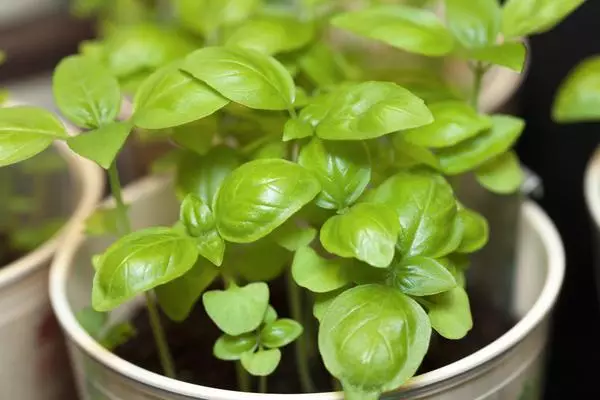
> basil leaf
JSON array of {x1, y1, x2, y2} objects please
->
[
  {"x1": 292, "y1": 246, "x2": 351, "y2": 293},
  {"x1": 76, "y1": 307, "x2": 107, "y2": 339},
  {"x1": 445, "y1": 0, "x2": 501, "y2": 48},
  {"x1": 263, "y1": 305, "x2": 278, "y2": 325},
  {"x1": 475, "y1": 151, "x2": 524, "y2": 194},
  {"x1": 298, "y1": 138, "x2": 371, "y2": 210},
  {"x1": 389, "y1": 256, "x2": 456, "y2": 296},
  {"x1": 320, "y1": 203, "x2": 400, "y2": 268},
  {"x1": 172, "y1": 118, "x2": 218, "y2": 156},
  {"x1": 53, "y1": 55, "x2": 121, "y2": 129},
  {"x1": 502, "y1": 0, "x2": 584, "y2": 39},
  {"x1": 313, "y1": 289, "x2": 345, "y2": 322},
  {"x1": 272, "y1": 222, "x2": 316, "y2": 252},
  {"x1": 260, "y1": 319, "x2": 303, "y2": 349},
  {"x1": 553, "y1": 56, "x2": 600, "y2": 123},
  {"x1": 426, "y1": 287, "x2": 472, "y2": 339},
  {"x1": 463, "y1": 42, "x2": 527, "y2": 73},
  {"x1": 0, "y1": 106, "x2": 68, "y2": 167},
  {"x1": 214, "y1": 159, "x2": 321, "y2": 243},
  {"x1": 100, "y1": 322, "x2": 137, "y2": 351},
  {"x1": 180, "y1": 194, "x2": 225, "y2": 266},
  {"x1": 67, "y1": 121, "x2": 132, "y2": 169},
  {"x1": 403, "y1": 101, "x2": 491, "y2": 148},
  {"x1": 176, "y1": 147, "x2": 241, "y2": 205},
  {"x1": 104, "y1": 24, "x2": 196, "y2": 78},
  {"x1": 182, "y1": 46, "x2": 295, "y2": 110},
  {"x1": 226, "y1": 16, "x2": 314, "y2": 55},
  {"x1": 456, "y1": 206, "x2": 489, "y2": 253},
  {"x1": 437, "y1": 115, "x2": 525, "y2": 175},
  {"x1": 213, "y1": 333, "x2": 258, "y2": 361},
  {"x1": 298, "y1": 43, "x2": 350, "y2": 88},
  {"x1": 241, "y1": 349, "x2": 282, "y2": 376},
  {"x1": 133, "y1": 62, "x2": 229, "y2": 130},
  {"x1": 319, "y1": 284, "x2": 431, "y2": 399},
  {"x1": 156, "y1": 258, "x2": 219, "y2": 322},
  {"x1": 370, "y1": 170, "x2": 458, "y2": 258},
  {"x1": 229, "y1": 240, "x2": 290, "y2": 282},
  {"x1": 203, "y1": 282, "x2": 270, "y2": 335},
  {"x1": 392, "y1": 136, "x2": 440, "y2": 169},
  {"x1": 283, "y1": 118, "x2": 313, "y2": 142},
  {"x1": 300, "y1": 82, "x2": 433, "y2": 141},
  {"x1": 175, "y1": 0, "x2": 260, "y2": 37},
  {"x1": 92, "y1": 227, "x2": 199, "y2": 311},
  {"x1": 331, "y1": 5, "x2": 454, "y2": 56}
]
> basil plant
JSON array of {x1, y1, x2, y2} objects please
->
[{"x1": 0, "y1": 0, "x2": 583, "y2": 399}]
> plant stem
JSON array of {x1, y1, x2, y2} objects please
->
[
  {"x1": 236, "y1": 362, "x2": 252, "y2": 392},
  {"x1": 471, "y1": 62, "x2": 486, "y2": 111},
  {"x1": 259, "y1": 375, "x2": 268, "y2": 393},
  {"x1": 286, "y1": 270, "x2": 315, "y2": 393},
  {"x1": 107, "y1": 162, "x2": 176, "y2": 378},
  {"x1": 145, "y1": 292, "x2": 177, "y2": 378}
]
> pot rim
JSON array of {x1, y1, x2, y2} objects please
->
[
  {"x1": 0, "y1": 100, "x2": 104, "y2": 289},
  {"x1": 50, "y1": 175, "x2": 564, "y2": 399},
  {"x1": 585, "y1": 149, "x2": 600, "y2": 232}
]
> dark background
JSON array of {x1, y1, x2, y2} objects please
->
[{"x1": 516, "y1": 1, "x2": 600, "y2": 398}]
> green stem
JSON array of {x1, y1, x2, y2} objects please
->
[
  {"x1": 236, "y1": 362, "x2": 252, "y2": 392},
  {"x1": 107, "y1": 162, "x2": 176, "y2": 379},
  {"x1": 471, "y1": 62, "x2": 486, "y2": 111},
  {"x1": 286, "y1": 271, "x2": 315, "y2": 393},
  {"x1": 259, "y1": 375, "x2": 268, "y2": 393}
]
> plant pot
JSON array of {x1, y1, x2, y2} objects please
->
[
  {"x1": 584, "y1": 149, "x2": 600, "y2": 298},
  {"x1": 50, "y1": 175, "x2": 563, "y2": 400},
  {"x1": 0, "y1": 137, "x2": 104, "y2": 399}
]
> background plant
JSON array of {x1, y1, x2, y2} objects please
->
[{"x1": 0, "y1": 1, "x2": 585, "y2": 399}]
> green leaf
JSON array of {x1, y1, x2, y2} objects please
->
[
  {"x1": 67, "y1": 121, "x2": 132, "y2": 169},
  {"x1": 180, "y1": 194, "x2": 225, "y2": 266},
  {"x1": 389, "y1": 256, "x2": 456, "y2": 296},
  {"x1": 319, "y1": 284, "x2": 431, "y2": 398},
  {"x1": 175, "y1": 0, "x2": 260, "y2": 37},
  {"x1": 332, "y1": 5, "x2": 454, "y2": 56},
  {"x1": 176, "y1": 147, "x2": 241, "y2": 205},
  {"x1": 320, "y1": 203, "x2": 400, "y2": 268},
  {"x1": 298, "y1": 138, "x2": 371, "y2": 210},
  {"x1": 133, "y1": 62, "x2": 229, "y2": 130},
  {"x1": 392, "y1": 136, "x2": 440, "y2": 169},
  {"x1": 283, "y1": 119, "x2": 313, "y2": 142},
  {"x1": 203, "y1": 282, "x2": 270, "y2": 336},
  {"x1": 403, "y1": 101, "x2": 491, "y2": 148},
  {"x1": 214, "y1": 159, "x2": 321, "y2": 243},
  {"x1": 92, "y1": 227, "x2": 199, "y2": 311},
  {"x1": 313, "y1": 289, "x2": 344, "y2": 322},
  {"x1": 263, "y1": 305, "x2": 278, "y2": 324},
  {"x1": 76, "y1": 307, "x2": 107, "y2": 339},
  {"x1": 426, "y1": 287, "x2": 472, "y2": 339},
  {"x1": 298, "y1": 42, "x2": 350, "y2": 88},
  {"x1": 226, "y1": 16, "x2": 314, "y2": 55},
  {"x1": 0, "y1": 106, "x2": 68, "y2": 167},
  {"x1": 241, "y1": 348, "x2": 282, "y2": 376},
  {"x1": 502, "y1": 0, "x2": 584, "y2": 39},
  {"x1": 53, "y1": 55, "x2": 121, "y2": 129},
  {"x1": 156, "y1": 258, "x2": 219, "y2": 322},
  {"x1": 445, "y1": 0, "x2": 501, "y2": 48},
  {"x1": 171, "y1": 118, "x2": 217, "y2": 156},
  {"x1": 182, "y1": 46, "x2": 295, "y2": 111},
  {"x1": 104, "y1": 24, "x2": 197, "y2": 78},
  {"x1": 437, "y1": 115, "x2": 525, "y2": 175},
  {"x1": 229, "y1": 240, "x2": 291, "y2": 282},
  {"x1": 370, "y1": 170, "x2": 458, "y2": 258},
  {"x1": 475, "y1": 151, "x2": 524, "y2": 194},
  {"x1": 100, "y1": 322, "x2": 136, "y2": 350},
  {"x1": 553, "y1": 56, "x2": 600, "y2": 123},
  {"x1": 292, "y1": 246, "x2": 351, "y2": 293},
  {"x1": 85, "y1": 206, "x2": 124, "y2": 236},
  {"x1": 260, "y1": 319, "x2": 303, "y2": 349},
  {"x1": 456, "y1": 206, "x2": 489, "y2": 253},
  {"x1": 299, "y1": 82, "x2": 433, "y2": 141},
  {"x1": 463, "y1": 42, "x2": 527, "y2": 72},
  {"x1": 272, "y1": 222, "x2": 316, "y2": 251},
  {"x1": 213, "y1": 333, "x2": 258, "y2": 361}
]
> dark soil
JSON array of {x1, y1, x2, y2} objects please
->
[{"x1": 114, "y1": 278, "x2": 516, "y2": 393}]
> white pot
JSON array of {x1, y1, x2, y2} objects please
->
[
  {"x1": 0, "y1": 0, "x2": 66, "y2": 27},
  {"x1": 50, "y1": 175, "x2": 564, "y2": 400},
  {"x1": 0, "y1": 128, "x2": 104, "y2": 398}
]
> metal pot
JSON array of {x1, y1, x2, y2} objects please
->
[
  {"x1": 0, "y1": 132, "x2": 104, "y2": 398},
  {"x1": 50, "y1": 175, "x2": 564, "y2": 400}
]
